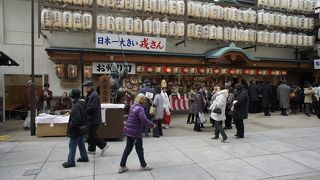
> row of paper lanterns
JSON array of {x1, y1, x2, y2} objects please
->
[
  {"x1": 258, "y1": 11, "x2": 314, "y2": 30},
  {"x1": 257, "y1": 0, "x2": 315, "y2": 13},
  {"x1": 257, "y1": 31, "x2": 314, "y2": 46},
  {"x1": 136, "y1": 66, "x2": 288, "y2": 76}
]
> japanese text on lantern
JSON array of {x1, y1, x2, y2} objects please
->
[{"x1": 95, "y1": 33, "x2": 166, "y2": 52}]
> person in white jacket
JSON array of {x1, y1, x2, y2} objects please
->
[{"x1": 209, "y1": 89, "x2": 228, "y2": 142}]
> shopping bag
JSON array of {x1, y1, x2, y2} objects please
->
[
  {"x1": 149, "y1": 106, "x2": 156, "y2": 117},
  {"x1": 163, "y1": 110, "x2": 171, "y2": 125},
  {"x1": 199, "y1": 112, "x2": 207, "y2": 123}
]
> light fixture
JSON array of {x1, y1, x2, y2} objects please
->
[
  {"x1": 84, "y1": 65, "x2": 92, "y2": 79},
  {"x1": 54, "y1": 64, "x2": 65, "y2": 78},
  {"x1": 68, "y1": 64, "x2": 78, "y2": 79}
]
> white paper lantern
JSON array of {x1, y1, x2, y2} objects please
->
[
  {"x1": 72, "y1": 0, "x2": 82, "y2": 5},
  {"x1": 280, "y1": 14, "x2": 287, "y2": 27},
  {"x1": 275, "y1": 0, "x2": 281, "y2": 8},
  {"x1": 194, "y1": 24, "x2": 202, "y2": 38},
  {"x1": 264, "y1": 12, "x2": 270, "y2": 25},
  {"x1": 124, "y1": 17, "x2": 134, "y2": 33},
  {"x1": 134, "y1": 0, "x2": 143, "y2": 11},
  {"x1": 176, "y1": 0, "x2": 185, "y2": 16},
  {"x1": 231, "y1": 27, "x2": 237, "y2": 41},
  {"x1": 257, "y1": 31, "x2": 264, "y2": 43},
  {"x1": 297, "y1": 34, "x2": 303, "y2": 46},
  {"x1": 209, "y1": 4, "x2": 218, "y2": 19},
  {"x1": 168, "y1": 0, "x2": 177, "y2": 15},
  {"x1": 187, "y1": 1, "x2": 194, "y2": 16},
  {"x1": 216, "y1": 26, "x2": 223, "y2": 40},
  {"x1": 177, "y1": 21, "x2": 184, "y2": 37},
  {"x1": 237, "y1": 10, "x2": 245, "y2": 23},
  {"x1": 291, "y1": 16, "x2": 298, "y2": 28},
  {"x1": 107, "y1": 0, "x2": 116, "y2": 8},
  {"x1": 269, "y1": 0, "x2": 275, "y2": 8},
  {"x1": 280, "y1": 0, "x2": 288, "y2": 9},
  {"x1": 224, "y1": 27, "x2": 232, "y2": 41},
  {"x1": 153, "y1": 0, "x2": 161, "y2": 13},
  {"x1": 274, "y1": 13, "x2": 281, "y2": 27},
  {"x1": 161, "y1": 0, "x2": 169, "y2": 14},
  {"x1": 249, "y1": 29, "x2": 256, "y2": 42},
  {"x1": 303, "y1": 35, "x2": 309, "y2": 46},
  {"x1": 106, "y1": 15, "x2": 115, "y2": 32},
  {"x1": 72, "y1": 12, "x2": 82, "y2": 31},
  {"x1": 161, "y1": 20, "x2": 169, "y2": 36},
  {"x1": 153, "y1": 19, "x2": 161, "y2": 35},
  {"x1": 248, "y1": 9, "x2": 256, "y2": 24},
  {"x1": 194, "y1": 2, "x2": 202, "y2": 18},
  {"x1": 82, "y1": 12, "x2": 92, "y2": 31},
  {"x1": 286, "y1": 16, "x2": 292, "y2": 27},
  {"x1": 187, "y1": 23, "x2": 195, "y2": 38},
  {"x1": 97, "y1": 15, "x2": 106, "y2": 31},
  {"x1": 268, "y1": 32, "x2": 275, "y2": 44},
  {"x1": 53, "y1": 0, "x2": 63, "y2": 3},
  {"x1": 169, "y1": 21, "x2": 177, "y2": 37},
  {"x1": 83, "y1": 0, "x2": 93, "y2": 6},
  {"x1": 309, "y1": 18, "x2": 314, "y2": 29},
  {"x1": 269, "y1": 13, "x2": 275, "y2": 26},
  {"x1": 115, "y1": 0, "x2": 125, "y2": 9},
  {"x1": 292, "y1": 34, "x2": 298, "y2": 45},
  {"x1": 144, "y1": 0, "x2": 152, "y2": 12},
  {"x1": 115, "y1": 17, "x2": 124, "y2": 32},
  {"x1": 202, "y1": 4, "x2": 209, "y2": 19},
  {"x1": 258, "y1": 11, "x2": 264, "y2": 25},
  {"x1": 202, "y1": 25, "x2": 209, "y2": 39},
  {"x1": 243, "y1": 29, "x2": 249, "y2": 42},
  {"x1": 243, "y1": 10, "x2": 250, "y2": 23},
  {"x1": 133, "y1": 17, "x2": 143, "y2": 34},
  {"x1": 229, "y1": 7, "x2": 236, "y2": 22},
  {"x1": 297, "y1": 17, "x2": 304, "y2": 29},
  {"x1": 303, "y1": 17, "x2": 309, "y2": 29},
  {"x1": 52, "y1": 9, "x2": 62, "y2": 29},
  {"x1": 209, "y1": 25, "x2": 216, "y2": 40},
  {"x1": 308, "y1": 36, "x2": 314, "y2": 46},
  {"x1": 286, "y1": 33, "x2": 292, "y2": 45},
  {"x1": 304, "y1": 0, "x2": 312, "y2": 12},
  {"x1": 237, "y1": 28, "x2": 244, "y2": 42},
  {"x1": 298, "y1": 0, "x2": 304, "y2": 12},
  {"x1": 275, "y1": 32, "x2": 281, "y2": 44},
  {"x1": 125, "y1": 0, "x2": 134, "y2": 10},
  {"x1": 280, "y1": 33, "x2": 286, "y2": 45},
  {"x1": 258, "y1": 0, "x2": 265, "y2": 7},
  {"x1": 63, "y1": 11, "x2": 72, "y2": 30},
  {"x1": 143, "y1": 19, "x2": 153, "y2": 35},
  {"x1": 63, "y1": 0, "x2": 73, "y2": 4},
  {"x1": 41, "y1": 8, "x2": 52, "y2": 29},
  {"x1": 263, "y1": 31, "x2": 269, "y2": 44},
  {"x1": 97, "y1": 0, "x2": 106, "y2": 7}
]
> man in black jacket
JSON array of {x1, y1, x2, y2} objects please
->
[
  {"x1": 83, "y1": 81, "x2": 107, "y2": 155},
  {"x1": 62, "y1": 89, "x2": 89, "y2": 168},
  {"x1": 233, "y1": 83, "x2": 249, "y2": 138}
]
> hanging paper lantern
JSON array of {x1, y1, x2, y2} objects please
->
[
  {"x1": 84, "y1": 65, "x2": 92, "y2": 79},
  {"x1": 257, "y1": 70, "x2": 263, "y2": 75},
  {"x1": 199, "y1": 68, "x2": 205, "y2": 74},
  {"x1": 220, "y1": 68, "x2": 227, "y2": 75},
  {"x1": 229, "y1": 69, "x2": 235, "y2": 75},
  {"x1": 235, "y1": 69, "x2": 242, "y2": 75},
  {"x1": 155, "y1": 66, "x2": 162, "y2": 73},
  {"x1": 173, "y1": 67, "x2": 180, "y2": 73},
  {"x1": 55, "y1": 64, "x2": 65, "y2": 78},
  {"x1": 243, "y1": 69, "x2": 250, "y2": 75},
  {"x1": 68, "y1": 64, "x2": 78, "y2": 79},
  {"x1": 146, "y1": 66, "x2": 153, "y2": 73},
  {"x1": 281, "y1": 71, "x2": 287, "y2": 75},
  {"x1": 275, "y1": 70, "x2": 281, "y2": 76},
  {"x1": 189, "y1": 67, "x2": 197, "y2": 74},
  {"x1": 136, "y1": 66, "x2": 145, "y2": 72},
  {"x1": 206, "y1": 68, "x2": 212, "y2": 74},
  {"x1": 41, "y1": 8, "x2": 52, "y2": 29},
  {"x1": 52, "y1": 9, "x2": 62, "y2": 30},
  {"x1": 270, "y1": 70, "x2": 276, "y2": 75},
  {"x1": 164, "y1": 66, "x2": 172, "y2": 73},
  {"x1": 182, "y1": 67, "x2": 189, "y2": 74},
  {"x1": 213, "y1": 68, "x2": 220, "y2": 74},
  {"x1": 249, "y1": 69, "x2": 256, "y2": 75}
]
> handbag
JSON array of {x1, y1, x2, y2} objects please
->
[
  {"x1": 149, "y1": 106, "x2": 156, "y2": 117},
  {"x1": 198, "y1": 112, "x2": 207, "y2": 123},
  {"x1": 213, "y1": 107, "x2": 222, "y2": 114}
]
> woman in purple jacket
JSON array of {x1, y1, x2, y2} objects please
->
[{"x1": 118, "y1": 93, "x2": 156, "y2": 173}]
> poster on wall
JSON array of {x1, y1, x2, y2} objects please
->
[
  {"x1": 92, "y1": 62, "x2": 136, "y2": 74},
  {"x1": 95, "y1": 33, "x2": 166, "y2": 52},
  {"x1": 314, "y1": 59, "x2": 320, "y2": 70}
]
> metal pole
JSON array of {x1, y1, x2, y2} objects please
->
[{"x1": 30, "y1": 0, "x2": 36, "y2": 136}]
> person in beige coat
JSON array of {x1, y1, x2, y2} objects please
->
[{"x1": 304, "y1": 82, "x2": 314, "y2": 117}]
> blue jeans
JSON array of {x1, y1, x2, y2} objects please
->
[{"x1": 67, "y1": 136, "x2": 88, "y2": 165}]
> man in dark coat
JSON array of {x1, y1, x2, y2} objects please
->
[
  {"x1": 232, "y1": 83, "x2": 249, "y2": 138},
  {"x1": 277, "y1": 80, "x2": 290, "y2": 116},
  {"x1": 248, "y1": 80, "x2": 259, "y2": 113},
  {"x1": 193, "y1": 86, "x2": 205, "y2": 132},
  {"x1": 62, "y1": 89, "x2": 89, "y2": 168},
  {"x1": 83, "y1": 81, "x2": 107, "y2": 155},
  {"x1": 261, "y1": 82, "x2": 272, "y2": 116}
]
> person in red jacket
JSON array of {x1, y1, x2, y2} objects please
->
[{"x1": 23, "y1": 80, "x2": 38, "y2": 130}]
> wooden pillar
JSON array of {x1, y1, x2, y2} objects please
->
[{"x1": 99, "y1": 75, "x2": 110, "y2": 103}]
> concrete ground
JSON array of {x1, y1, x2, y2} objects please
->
[{"x1": 1, "y1": 112, "x2": 320, "y2": 180}]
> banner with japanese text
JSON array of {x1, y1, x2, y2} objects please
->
[
  {"x1": 92, "y1": 62, "x2": 136, "y2": 74},
  {"x1": 95, "y1": 33, "x2": 166, "y2": 52}
]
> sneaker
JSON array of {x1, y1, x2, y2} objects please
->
[
  {"x1": 62, "y1": 162, "x2": 75, "y2": 168},
  {"x1": 139, "y1": 165, "x2": 153, "y2": 171},
  {"x1": 221, "y1": 137, "x2": 228, "y2": 143},
  {"x1": 77, "y1": 158, "x2": 89, "y2": 162},
  {"x1": 100, "y1": 145, "x2": 109, "y2": 156},
  {"x1": 118, "y1": 166, "x2": 129, "y2": 173},
  {"x1": 87, "y1": 151, "x2": 96, "y2": 155}
]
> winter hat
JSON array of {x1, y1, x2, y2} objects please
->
[{"x1": 69, "y1": 89, "x2": 81, "y2": 99}]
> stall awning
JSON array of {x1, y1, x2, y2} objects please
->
[{"x1": 0, "y1": 51, "x2": 19, "y2": 66}]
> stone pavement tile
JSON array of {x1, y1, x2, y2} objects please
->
[
  {"x1": 35, "y1": 160, "x2": 94, "y2": 180},
  {"x1": 47, "y1": 146, "x2": 94, "y2": 163},
  {"x1": 280, "y1": 137, "x2": 320, "y2": 150},
  {"x1": 199, "y1": 158, "x2": 271, "y2": 180},
  {"x1": 260, "y1": 130, "x2": 301, "y2": 140},
  {"x1": 250, "y1": 140, "x2": 304, "y2": 153},
  {"x1": 0, "y1": 149, "x2": 51, "y2": 167},
  {"x1": 142, "y1": 138, "x2": 177, "y2": 153},
  {"x1": 95, "y1": 155, "x2": 124, "y2": 175},
  {"x1": 287, "y1": 127, "x2": 320, "y2": 137},
  {"x1": 200, "y1": 136, "x2": 246, "y2": 146},
  {"x1": 0, "y1": 162, "x2": 43, "y2": 180},
  {"x1": 181, "y1": 146, "x2": 235, "y2": 163},
  {"x1": 12, "y1": 141, "x2": 57, "y2": 152},
  {"x1": 218, "y1": 142, "x2": 272, "y2": 158},
  {"x1": 151, "y1": 164, "x2": 214, "y2": 180},
  {"x1": 242, "y1": 154, "x2": 315, "y2": 177},
  {"x1": 57, "y1": 176, "x2": 93, "y2": 180},
  {"x1": 240, "y1": 132, "x2": 270, "y2": 143},
  {"x1": 165, "y1": 136, "x2": 213, "y2": 150},
  {"x1": 0, "y1": 142, "x2": 19, "y2": 153},
  {"x1": 280, "y1": 150, "x2": 320, "y2": 171},
  {"x1": 95, "y1": 171, "x2": 153, "y2": 180}
]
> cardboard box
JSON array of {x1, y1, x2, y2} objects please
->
[{"x1": 37, "y1": 123, "x2": 68, "y2": 137}]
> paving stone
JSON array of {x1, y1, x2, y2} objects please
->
[
  {"x1": 218, "y1": 142, "x2": 272, "y2": 158},
  {"x1": 0, "y1": 142, "x2": 19, "y2": 153},
  {"x1": 166, "y1": 136, "x2": 212, "y2": 150},
  {"x1": 281, "y1": 137, "x2": 320, "y2": 150},
  {"x1": 181, "y1": 146, "x2": 234, "y2": 163},
  {"x1": 151, "y1": 164, "x2": 214, "y2": 180},
  {"x1": 0, "y1": 149, "x2": 51, "y2": 167},
  {"x1": 58, "y1": 176, "x2": 93, "y2": 180},
  {"x1": 199, "y1": 158, "x2": 271, "y2": 180},
  {"x1": 95, "y1": 171, "x2": 153, "y2": 180},
  {"x1": 251, "y1": 140, "x2": 304, "y2": 153},
  {"x1": 0, "y1": 163, "x2": 42, "y2": 180},
  {"x1": 12, "y1": 141, "x2": 56, "y2": 152},
  {"x1": 280, "y1": 150, "x2": 320, "y2": 171},
  {"x1": 242, "y1": 154, "x2": 315, "y2": 177},
  {"x1": 35, "y1": 160, "x2": 94, "y2": 180}
]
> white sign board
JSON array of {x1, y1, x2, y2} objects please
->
[
  {"x1": 92, "y1": 62, "x2": 136, "y2": 74},
  {"x1": 314, "y1": 59, "x2": 320, "y2": 70},
  {"x1": 95, "y1": 33, "x2": 166, "y2": 52}
]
